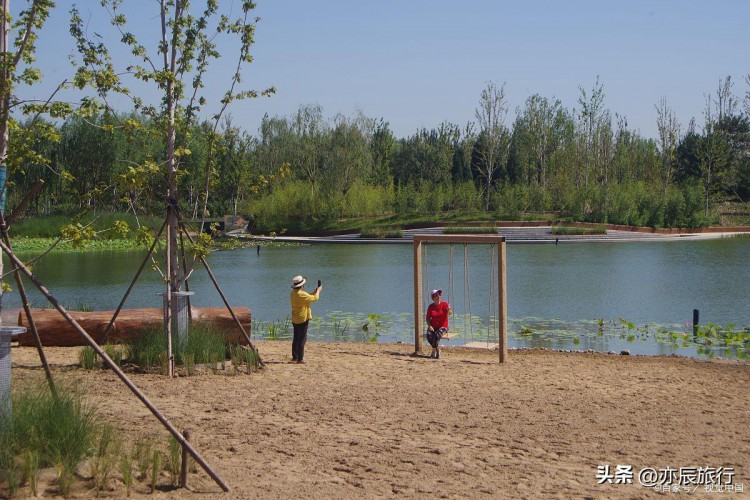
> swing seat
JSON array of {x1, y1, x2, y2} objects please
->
[{"x1": 422, "y1": 332, "x2": 453, "y2": 340}]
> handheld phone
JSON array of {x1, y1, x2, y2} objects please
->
[{"x1": 317, "y1": 279, "x2": 322, "y2": 287}]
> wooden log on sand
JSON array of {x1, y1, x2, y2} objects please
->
[{"x1": 16, "y1": 307, "x2": 252, "y2": 347}]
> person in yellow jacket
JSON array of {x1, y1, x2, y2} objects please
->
[{"x1": 289, "y1": 275, "x2": 322, "y2": 364}]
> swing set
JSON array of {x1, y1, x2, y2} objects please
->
[{"x1": 412, "y1": 234, "x2": 508, "y2": 363}]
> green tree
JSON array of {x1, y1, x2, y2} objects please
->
[
  {"x1": 451, "y1": 122, "x2": 475, "y2": 183},
  {"x1": 715, "y1": 114, "x2": 750, "y2": 200},
  {"x1": 57, "y1": 114, "x2": 117, "y2": 209},
  {"x1": 394, "y1": 127, "x2": 454, "y2": 185},
  {"x1": 292, "y1": 104, "x2": 327, "y2": 197},
  {"x1": 0, "y1": 0, "x2": 75, "y2": 318},
  {"x1": 71, "y1": 0, "x2": 273, "y2": 372},
  {"x1": 576, "y1": 76, "x2": 608, "y2": 188},
  {"x1": 323, "y1": 112, "x2": 373, "y2": 197},
  {"x1": 509, "y1": 94, "x2": 569, "y2": 191},
  {"x1": 474, "y1": 81, "x2": 509, "y2": 210},
  {"x1": 655, "y1": 97, "x2": 680, "y2": 196},
  {"x1": 370, "y1": 118, "x2": 395, "y2": 186},
  {"x1": 697, "y1": 97, "x2": 731, "y2": 214},
  {"x1": 212, "y1": 118, "x2": 254, "y2": 216}
]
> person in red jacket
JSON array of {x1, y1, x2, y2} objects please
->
[{"x1": 425, "y1": 289, "x2": 451, "y2": 359}]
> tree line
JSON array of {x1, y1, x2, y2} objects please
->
[{"x1": 10, "y1": 76, "x2": 750, "y2": 231}]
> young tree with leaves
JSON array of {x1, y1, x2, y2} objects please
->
[
  {"x1": 577, "y1": 77, "x2": 607, "y2": 188},
  {"x1": 0, "y1": 0, "x2": 81, "y2": 319},
  {"x1": 474, "y1": 81, "x2": 509, "y2": 210},
  {"x1": 70, "y1": 0, "x2": 273, "y2": 374},
  {"x1": 655, "y1": 97, "x2": 680, "y2": 197}
]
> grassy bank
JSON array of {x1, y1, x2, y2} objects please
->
[
  {"x1": 254, "y1": 211, "x2": 553, "y2": 235},
  {"x1": 6, "y1": 208, "x2": 746, "y2": 253},
  {"x1": 8, "y1": 236, "x2": 149, "y2": 253},
  {"x1": 6, "y1": 212, "x2": 307, "y2": 253}
]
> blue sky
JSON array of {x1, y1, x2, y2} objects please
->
[{"x1": 22, "y1": 0, "x2": 750, "y2": 140}]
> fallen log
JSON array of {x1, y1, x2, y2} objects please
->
[{"x1": 16, "y1": 307, "x2": 252, "y2": 347}]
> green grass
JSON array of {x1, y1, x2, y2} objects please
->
[
  {"x1": 78, "y1": 345, "x2": 97, "y2": 369},
  {"x1": 550, "y1": 225, "x2": 607, "y2": 235},
  {"x1": 0, "y1": 382, "x2": 101, "y2": 495},
  {"x1": 442, "y1": 226, "x2": 498, "y2": 234},
  {"x1": 263, "y1": 210, "x2": 524, "y2": 234},
  {"x1": 360, "y1": 226, "x2": 403, "y2": 238},
  {"x1": 129, "y1": 322, "x2": 234, "y2": 370},
  {"x1": 10, "y1": 212, "x2": 164, "y2": 239},
  {"x1": 8, "y1": 236, "x2": 150, "y2": 253}
]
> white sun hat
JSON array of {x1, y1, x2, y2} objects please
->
[{"x1": 291, "y1": 275, "x2": 307, "y2": 288}]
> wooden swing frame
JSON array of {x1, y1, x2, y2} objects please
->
[{"x1": 412, "y1": 234, "x2": 507, "y2": 363}]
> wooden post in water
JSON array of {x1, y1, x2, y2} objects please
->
[{"x1": 693, "y1": 309, "x2": 699, "y2": 336}]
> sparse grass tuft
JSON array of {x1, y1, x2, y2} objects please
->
[
  {"x1": 79, "y1": 345, "x2": 98, "y2": 369},
  {"x1": 167, "y1": 436, "x2": 181, "y2": 486},
  {"x1": 134, "y1": 436, "x2": 154, "y2": 481},
  {"x1": 120, "y1": 454, "x2": 133, "y2": 496},
  {"x1": 150, "y1": 449, "x2": 162, "y2": 493}
]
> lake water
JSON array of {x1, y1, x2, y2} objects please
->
[{"x1": 3, "y1": 238, "x2": 749, "y2": 359}]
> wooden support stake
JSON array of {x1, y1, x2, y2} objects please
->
[
  {"x1": 0, "y1": 215, "x2": 56, "y2": 394},
  {"x1": 100, "y1": 218, "x2": 168, "y2": 344},
  {"x1": 0, "y1": 239, "x2": 231, "y2": 492},
  {"x1": 180, "y1": 428, "x2": 190, "y2": 488},
  {"x1": 165, "y1": 212, "x2": 174, "y2": 377},
  {"x1": 178, "y1": 220, "x2": 261, "y2": 360}
]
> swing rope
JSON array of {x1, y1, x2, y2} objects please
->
[
  {"x1": 422, "y1": 243, "x2": 429, "y2": 333},
  {"x1": 449, "y1": 243, "x2": 455, "y2": 332},
  {"x1": 488, "y1": 244, "x2": 496, "y2": 347},
  {"x1": 463, "y1": 243, "x2": 473, "y2": 339}
]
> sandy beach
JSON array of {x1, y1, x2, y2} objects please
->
[{"x1": 8, "y1": 341, "x2": 750, "y2": 498}]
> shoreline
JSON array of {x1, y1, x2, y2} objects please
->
[
  {"x1": 239, "y1": 224, "x2": 750, "y2": 244},
  {"x1": 3, "y1": 306, "x2": 746, "y2": 363}
]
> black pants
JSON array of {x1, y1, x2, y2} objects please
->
[{"x1": 292, "y1": 320, "x2": 309, "y2": 361}]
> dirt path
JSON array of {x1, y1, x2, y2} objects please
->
[{"x1": 10, "y1": 341, "x2": 750, "y2": 498}]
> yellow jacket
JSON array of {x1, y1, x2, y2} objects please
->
[{"x1": 290, "y1": 288, "x2": 319, "y2": 324}]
